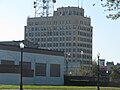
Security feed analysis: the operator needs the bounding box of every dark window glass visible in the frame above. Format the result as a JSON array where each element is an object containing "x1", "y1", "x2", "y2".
[
  {"x1": 1, "y1": 60, "x2": 14, "y2": 65},
  {"x1": 50, "y1": 64, "x2": 60, "y2": 77},
  {"x1": 35, "y1": 63, "x2": 46, "y2": 76}
]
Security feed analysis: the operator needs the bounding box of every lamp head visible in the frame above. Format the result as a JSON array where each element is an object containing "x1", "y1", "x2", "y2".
[
  {"x1": 67, "y1": 52, "x2": 70, "y2": 56},
  {"x1": 80, "y1": 51, "x2": 84, "y2": 55},
  {"x1": 20, "y1": 42, "x2": 24, "y2": 49},
  {"x1": 97, "y1": 52, "x2": 100, "y2": 58}
]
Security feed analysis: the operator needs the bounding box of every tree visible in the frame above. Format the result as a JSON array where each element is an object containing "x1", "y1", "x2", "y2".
[
  {"x1": 110, "y1": 66, "x2": 120, "y2": 82},
  {"x1": 92, "y1": 60, "x2": 98, "y2": 77},
  {"x1": 101, "y1": 0, "x2": 120, "y2": 19},
  {"x1": 93, "y1": 0, "x2": 120, "y2": 19},
  {"x1": 78, "y1": 67, "x2": 92, "y2": 76}
]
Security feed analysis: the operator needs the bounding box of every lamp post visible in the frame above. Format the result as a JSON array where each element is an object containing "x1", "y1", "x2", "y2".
[
  {"x1": 66, "y1": 52, "x2": 70, "y2": 75},
  {"x1": 69, "y1": 71, "x2": 72, "y2": 76},
  {"x1": 19, "y1": 42, "x2": 24, "y2": 90},
  {"x1": 80, "y1": 51, "x2": 83, "y2": 68},
  {"x1": 80, "y1": 51, "x2": 83, "y2": 76},
  {"x1": 97, "y1": 53, "x2": 100, "y2": 90}
]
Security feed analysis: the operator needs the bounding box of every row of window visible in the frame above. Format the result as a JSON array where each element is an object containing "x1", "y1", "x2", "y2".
[
  {"x1": 65, "y1": 54, "x2": 92, "y2": 59},
  {"x1": 79, "y1": 37, "x2": 92, "y2": 43},
  {"x1": 66, "y1": 59, "x2": 92, "y2": 65},
  {"x1": 28, "y1": 20, "x2": 71, "y2": 26},
  {"x1": 0, "y1": 60, "x2": 60, "y2": 77},
  {"x1": 78, "y1": 31, "x2": 92, "y2": 37},
  {"x1": 26, "y1": 31, "x2": 92, "y2": 38},
  {"x1": 26, "y1": 35, "x2": 91, "y2": 43},
  {"x1": 35, "y1": 63, "x2": 60, "y2": 77},
  {"x1": 40, "y1": 42, "x2": 92, "y2": 48},
  {"x1": 65, "y1": 59, "x2": 92, "y2": 65},
  {"x1": 58, "y1": 10, "x2": 84, "y2": 16},
  {"x1": 28, "y1": 19, "x2": 90, "y2": 27},
  {"x1": 65, "y1": 48, "x2": 92, "y2": 54},
  {"x1": 80, "y1": 20, "x2": 90, "y2": 26},
  {"x1": 28, "y1": 26, "x2": 91, "y2": 31}
]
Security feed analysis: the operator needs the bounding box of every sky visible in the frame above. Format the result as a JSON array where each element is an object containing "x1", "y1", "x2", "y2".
[{"x1": 0, "y1": 0, "x2": 120, "y2": 64}]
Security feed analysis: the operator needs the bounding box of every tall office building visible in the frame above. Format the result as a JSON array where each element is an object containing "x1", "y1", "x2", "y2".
[{"x1": 25, "y1": 6, "x2": 93, "y2": 75}]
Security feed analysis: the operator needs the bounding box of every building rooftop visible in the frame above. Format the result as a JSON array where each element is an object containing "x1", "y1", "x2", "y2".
[
  {"x1": 54, "y1": 6, "x2": 84, "y2": 17},
  {"x1": 0, "y1": 40, "x2": 37, "y2": 48},
  {"x1": 106, "y1": 61, "x2": 114, "y2": 65},
  {"x1": 0, "y1": 40, "x2": 64, "y2": 56}
]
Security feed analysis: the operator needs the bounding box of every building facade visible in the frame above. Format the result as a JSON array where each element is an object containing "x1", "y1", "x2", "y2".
[
  {"x1": 0, "y1": 43, "x2": 64, "y2": 85},
  {"x1": 25, "y1": 6, "x2": 93, "y2": 75},
  {"x1": 106, "y1": 61, "x2": 114, "y2": 75}
]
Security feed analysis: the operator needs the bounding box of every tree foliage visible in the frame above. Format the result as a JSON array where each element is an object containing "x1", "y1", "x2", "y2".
[
  {"x1": 92, "y1": 60, "x2": 98, "y2": 76},
  {"x1": 101, "y1": 0, "x2": 120, "y2": 19},
  {"x1": 110, "y1": 66, "x2": 120, "y2": 79}
]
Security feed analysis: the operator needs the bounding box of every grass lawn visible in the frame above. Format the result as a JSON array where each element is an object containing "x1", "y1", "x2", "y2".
[{"x1": 0, "y1": 85, "x2": 120, "y2": 90}]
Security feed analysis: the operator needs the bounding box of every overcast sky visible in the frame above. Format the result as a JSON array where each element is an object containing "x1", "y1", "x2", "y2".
[{"x1": 0, "y1": 0, "x2": 120, "y2": 64}]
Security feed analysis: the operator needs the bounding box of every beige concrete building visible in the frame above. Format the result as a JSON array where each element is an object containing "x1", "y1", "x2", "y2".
[{"x1": 25, "y1": 6, "x2": 93, "y2": 76}]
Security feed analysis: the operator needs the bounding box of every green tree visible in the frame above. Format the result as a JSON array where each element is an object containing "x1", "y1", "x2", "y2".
[
  {"x1": 93, "y1": 0, "x2": 120, "y2": 19},
  {"x1": 79, "y1": 67, "x2": 88, "y2": 76},
  {"x1": 101, "y1": 0, "x2": 120, "y2": 19},
  {"x1": 92, "y1": 60, "x2": 98, "y2": 77},
  {"x1": 110, "y1": 66, "x2": 120, "y2": 82}
]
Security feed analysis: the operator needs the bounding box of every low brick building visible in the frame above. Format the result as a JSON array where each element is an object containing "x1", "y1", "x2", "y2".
[{"x1": 0, "y1": 43, "x2": 64, "y2": 85}]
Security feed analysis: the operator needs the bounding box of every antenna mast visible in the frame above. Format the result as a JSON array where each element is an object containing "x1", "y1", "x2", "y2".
[
  {"x1": 81, "y1": 0, "x2": 83, "y2": 8},
  {"x1": 33, "y1": 0, "x2": 56, "y2": 17},
  {"x1": 78, "y1": 0, "x2": 83, "y2": 8},
  {"x1": 78, "y1": 0, "x2": 79, "y2": 7}
]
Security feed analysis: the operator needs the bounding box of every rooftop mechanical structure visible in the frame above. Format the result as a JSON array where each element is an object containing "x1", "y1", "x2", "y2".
[{"x1": 33, "y1": 0, "x2": 56, "y2": 17}]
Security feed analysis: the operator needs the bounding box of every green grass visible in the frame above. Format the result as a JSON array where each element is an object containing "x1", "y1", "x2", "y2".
[{"x1": 0, "y1": 85, "x2": 120, "y2": 90}]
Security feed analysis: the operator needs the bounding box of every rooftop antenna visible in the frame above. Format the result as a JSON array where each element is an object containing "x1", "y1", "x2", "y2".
[
  {"x1": 33, "y1": 0, "x2": 56, "y2": 17},
  {"x1": 81, "y1": 0, "x2": 83, "y2": 8},
  {"x1": 78, "y1": 0, "x2": 79, "y2": 7},
  {"x1": 78, "y1": 0, "x2": 83, "y2": 8}
]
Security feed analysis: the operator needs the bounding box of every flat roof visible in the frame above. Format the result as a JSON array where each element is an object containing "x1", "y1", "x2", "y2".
[{"x1": 0, "y1": 44, "x2": 64, "y2": 56}]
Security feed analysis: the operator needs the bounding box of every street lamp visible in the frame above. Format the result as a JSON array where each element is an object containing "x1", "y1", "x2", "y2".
[
  {"x1": 80, "y1": 51, "x2": 84, "y2": 68},
  {"x1": 80, "y1": 51, "x2": 84, "y2": 76},
  {"x1": 69, "y1": 71, "x2": 72, "y2": 76},
  {"x1": 97, "y1": 53, "x2": 100, "y2": 90},
  {"x1": 19, "y1": 42, "x2": 24, "y2": 90},
  {"x1": 66, "y1": 52, "x2": 70, "y2": 75}
]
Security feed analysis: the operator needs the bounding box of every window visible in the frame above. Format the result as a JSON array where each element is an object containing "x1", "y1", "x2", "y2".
[
  {"x1": 1, "y1": 60, "x2": 14, "y2": 65},
  {"x1": 69, "y1": 31, "x2": 71, "y2": 35},
  {"x1": 43, "y1": 43, "x2": 46, "y2": 47},
  {"x1": 38, "y1": 32, "x2": 40, "y2": 36},
  {"x1": 66, "y1": 31, "x2": 69, "y2": 35},
  {"x1": 60, "y1": 37, "x2": 62, "y2": 41},
  {"x1": 63, "y1": 11, "x2": 65, "y2": 16},
  {"x1": 73, "y1": 43, "x2": 76, "y2": 46},
  {"x1": 66, "y1": 37, "x2": 69, "y2": 41},
  {"x1": 44, "y1": 38, "x2": 46, "y2": 42},
  {"x1": 69, "y1": 43, "x2": 71, "y2": 47},
  {"x1": 69, "y1": 11, "x2": 72, "y2": 15},
  {"x1": 50, "y1": 64, "x2": 60, "y2": 77},
  {"x1": 49, "y1": 43, "x2": 52, "y2": 47},
  {"x1": 60, "y1": 43, "x2": 62, "y2": 47},
  {"x1": 22, "y1": 62, "x2": 31, "y2": 69},
  {"x1": 73, "y1": 48, "x2": 76, "y2": 52},
  {"x1": 56, "y1": 43, "x2": 58, "y2": 47},
  {"x1": 73, "y1": 37, "x2": 76, "y2": 40},
  {"x1": 66, "y1": 43, "x2": 69, "y2": 47},
  {"x1": 31, "y1": 27, "x2": 34, "y2": 31},
  {"x1": 74, "y1": 11, "x2": 76, "y2": 15},
  {"x1": 35, "y1": 63, "x2": 46, "y2": 76},
  {"x1": 73, "y1": 54, "x2": 75, "y2": 58},
  {"x1": 60, "y1": 31, "x2": 62, "y2": 35},
  {"x1": 73, "y1": 31, "x2": 76, "y2": 35}
]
